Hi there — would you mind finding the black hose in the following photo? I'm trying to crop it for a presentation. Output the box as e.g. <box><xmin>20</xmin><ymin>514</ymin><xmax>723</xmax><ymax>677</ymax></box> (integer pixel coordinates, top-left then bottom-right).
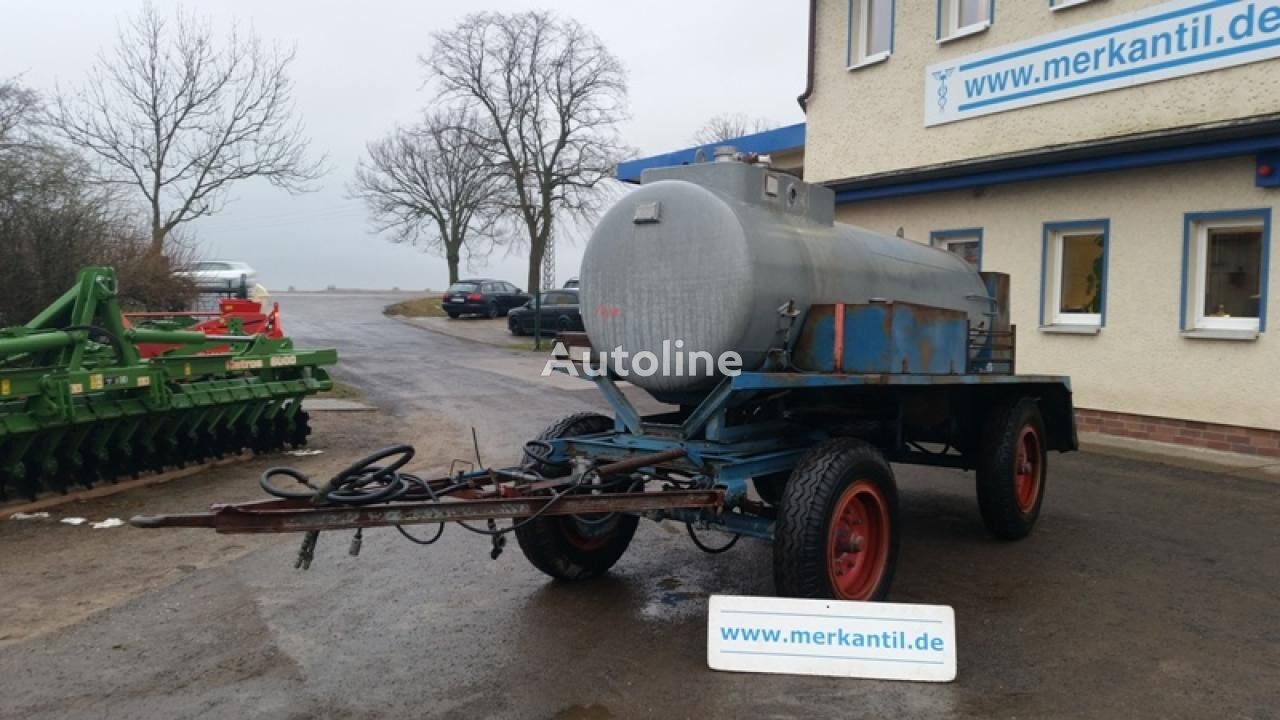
<box><xmin>686</xmin><ymin>523</ymin><xmax>741</xmax><ymax>554</ymax></box>
<box><xmin>256</xmin><ymin>445</ymin><xmax>638</xmax><ymax>544</ymax></box>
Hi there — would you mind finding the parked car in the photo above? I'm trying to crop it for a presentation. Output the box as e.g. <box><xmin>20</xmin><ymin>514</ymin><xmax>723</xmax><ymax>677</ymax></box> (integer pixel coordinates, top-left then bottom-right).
<box><xmin>175</xmin><ymin>260</ymin><xmax>258</xmax><ymax>292</ymax></box>
<box><xmin>441</xmin><ymin>278</ymin><xmax>529</xmax><ymax>319</ymax></box>
<box><xmin>562</xmin><ymin>277</ymin><xmax>579</xmax><ymax>288</ymax></box>
<box><xmin>508</xmin><ymin>289</ymin><xmax>583</xmax><ymax>336</ymax></box>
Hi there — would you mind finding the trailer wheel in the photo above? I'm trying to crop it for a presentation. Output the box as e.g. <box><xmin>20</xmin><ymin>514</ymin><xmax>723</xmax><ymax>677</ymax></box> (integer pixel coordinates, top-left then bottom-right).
<box><xmin>515</xmin><ymin>412</ymin><xmax>638</xmax><ymax>581</ymax></box>
<box><xmin>976</xmin><ymin>398</ymin><xmax>1047</xmax><ymax>541</ymax></box>
<box><xmin>775</xmin><ymin>438</ymin><xmax>899</xmax><ymax>602</ymax></box>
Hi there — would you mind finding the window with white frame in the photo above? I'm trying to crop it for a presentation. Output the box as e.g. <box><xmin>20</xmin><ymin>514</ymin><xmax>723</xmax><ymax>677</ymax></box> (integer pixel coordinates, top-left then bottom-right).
<box><xmin>938</xmin><ymin>0</ymin><xmax>992</xmax><ymax>42</ymax></box>
<box><xmin>1184</xmin><ymin>213</ymin><xmax>1268</xmax><ymax>333</ymax></box>
<box><xmin>1043</xmin><ymin>223</ymin><xmax>1107</xmax><ymax>327</ymax></box>
<box><xmin>932</xmin><ymin>231</ymin><xmax>981</xmax><ymax>269</ymax></box>
<box><xmin>848</xmin><ymin>0</ymin><xmax>894</xmax><ymax>68</ymax></box>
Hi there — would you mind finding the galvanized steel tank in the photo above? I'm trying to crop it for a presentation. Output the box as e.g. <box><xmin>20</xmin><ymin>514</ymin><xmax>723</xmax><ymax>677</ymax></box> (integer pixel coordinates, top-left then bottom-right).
<box><xmin>581</xmin><ymin>158</ymin><xmax>991</xmax><ymax>396</ymax></box>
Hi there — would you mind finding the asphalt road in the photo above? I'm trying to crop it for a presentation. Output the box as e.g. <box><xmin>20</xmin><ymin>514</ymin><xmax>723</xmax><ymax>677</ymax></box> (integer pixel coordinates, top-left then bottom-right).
<box><xmin>3</xmin><ymin>293</ymin><xmax>1278</xmax><ymax>720</ymax></box>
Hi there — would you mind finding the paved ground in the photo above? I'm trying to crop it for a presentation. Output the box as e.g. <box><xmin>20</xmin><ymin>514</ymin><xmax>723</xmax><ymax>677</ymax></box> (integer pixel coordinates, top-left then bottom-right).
<box><xmin>395</xmin><ymin>312</ymin><xmax>533</xmax><ymax>349</ymax></box>
<box><xmin>2</xmin><ymin>292</ymin><xmax>1278</xmax><ymax>720</ymax></box>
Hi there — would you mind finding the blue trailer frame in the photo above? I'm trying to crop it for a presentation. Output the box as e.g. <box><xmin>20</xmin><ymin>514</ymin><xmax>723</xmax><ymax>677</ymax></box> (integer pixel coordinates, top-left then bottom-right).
<box><xmin>131</xmin><ymin>290</ymin><xmax>1079</xmax><ymax>605</ymax></box>
<box><xmin>535</xmin><ymin>294</ymin><xmax>1077</xmax><ymax>546</ymax></box>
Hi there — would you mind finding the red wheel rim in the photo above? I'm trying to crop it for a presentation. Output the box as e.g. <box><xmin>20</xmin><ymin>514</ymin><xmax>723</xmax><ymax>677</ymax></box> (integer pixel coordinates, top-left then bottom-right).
<box><xmin>1014</xmin><ymin>426</ymin><xmax>1042</xmax><ymax>513</ymax></box>
<box><xmin>826</xmin><ymin>480</ymin><xmax>891</xmax><ymax>601</ymax></box>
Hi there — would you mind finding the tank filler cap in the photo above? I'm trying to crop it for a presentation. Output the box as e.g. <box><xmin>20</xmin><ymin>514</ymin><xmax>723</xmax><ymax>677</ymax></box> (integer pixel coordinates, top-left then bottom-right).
<box><xmin>713</xmin><ymin>146</ymin><xmax>738</xmax><ymax>163</ymax></box>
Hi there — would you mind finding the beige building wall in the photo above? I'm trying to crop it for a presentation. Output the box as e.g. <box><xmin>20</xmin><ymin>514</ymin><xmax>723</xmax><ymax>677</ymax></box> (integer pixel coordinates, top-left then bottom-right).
<box><xmin>805</xmin><ymin>0</ymin><xmax>1280</xmax><ymax>183</ymax></box>
<box><xmin>835</xmin><ymin>155</ymin><xmax>1280</xmax><ymax>431</ymax></box>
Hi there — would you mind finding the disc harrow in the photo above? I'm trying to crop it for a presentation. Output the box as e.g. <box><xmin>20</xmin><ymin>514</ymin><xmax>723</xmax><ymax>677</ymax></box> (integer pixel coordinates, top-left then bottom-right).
<box><xmin>0</xmin><ymin>267</ymin><xmax>337</xmax><ymax>502</ymax></box>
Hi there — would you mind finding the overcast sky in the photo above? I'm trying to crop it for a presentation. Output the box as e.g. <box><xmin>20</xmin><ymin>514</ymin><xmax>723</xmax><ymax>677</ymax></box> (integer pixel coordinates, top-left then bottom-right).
<box><xmin>3</xmin><ymin>1</ymin><xmax>806</xmax><ymax>291</ymax></box>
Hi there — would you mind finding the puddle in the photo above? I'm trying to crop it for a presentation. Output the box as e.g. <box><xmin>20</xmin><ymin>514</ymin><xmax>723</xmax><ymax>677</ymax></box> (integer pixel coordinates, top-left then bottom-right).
<box><xmin>639</xmin><ymin>571</ymin><xmax>710</xmax><ymax>622</ymax></box>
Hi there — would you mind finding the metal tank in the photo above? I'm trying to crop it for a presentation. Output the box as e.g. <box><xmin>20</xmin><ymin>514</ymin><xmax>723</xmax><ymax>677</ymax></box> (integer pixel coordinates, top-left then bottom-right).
<box><xmin>581</xmin><ymin>155</ymin><xmax>991</xmax><ymax>397</ymax></box>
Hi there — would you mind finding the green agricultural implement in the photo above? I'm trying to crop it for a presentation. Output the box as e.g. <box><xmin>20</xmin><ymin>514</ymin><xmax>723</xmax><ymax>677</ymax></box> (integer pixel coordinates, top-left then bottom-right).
<box><xmin>0</xmin><ymin>267</ymin><xmax>337</xmax><ymax>501</ymax></box>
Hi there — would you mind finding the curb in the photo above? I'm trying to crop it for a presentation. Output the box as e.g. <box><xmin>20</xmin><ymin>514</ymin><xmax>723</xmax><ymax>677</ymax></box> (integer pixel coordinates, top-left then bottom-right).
<box><xmin>1079</xmin><ymin>431</ymin><xmax>1280</xmax><ymax>483</ymax></box>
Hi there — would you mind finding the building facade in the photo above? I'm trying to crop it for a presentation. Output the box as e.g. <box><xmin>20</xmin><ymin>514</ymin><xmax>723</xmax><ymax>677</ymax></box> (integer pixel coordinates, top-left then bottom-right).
<box><xmin>621</xmin><ymin>0</ymin><xmax>1280</xmax><ymax>457</ymax></box>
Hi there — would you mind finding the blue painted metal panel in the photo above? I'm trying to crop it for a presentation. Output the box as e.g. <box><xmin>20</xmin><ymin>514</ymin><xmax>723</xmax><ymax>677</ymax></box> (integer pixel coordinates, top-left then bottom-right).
<box><xmin>845</xmin><ymin>303</ymin><xmax>968</xmax><ymax>374</ymax></box>
<box><xmin>729</xmin><ymin>371</ymin><xmax>1072</xmax><ymax>391</ymax></box>
<box><xmin>794</xmin><ymin>302</ymin><xmax>968</xmax><ymax>375</ymax></box>
<box><xmin>615</xmin><ymin>124</ymin><xmax>806</xmax><ymax>184</ymax></box>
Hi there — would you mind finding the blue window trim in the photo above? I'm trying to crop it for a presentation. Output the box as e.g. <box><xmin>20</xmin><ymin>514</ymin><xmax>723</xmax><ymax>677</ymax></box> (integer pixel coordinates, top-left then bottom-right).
<box><xmin>1041</xmin><ymin>219</ymin><xmax>1111</xmax><ymax>328</ymax></box>
<box><xmin>937</xmin><ymin>0</ymin><xmax>996</xmax><ymax>40</ymax></box>
<box><xmin>847</xmin><ymin>0</ymin><xmax>896</xmax><ymax>67</ymax></box>
<box><xmin>930</xmin><ymin>228</ymin><xmax>984</xmax><ymax>271</ymax></box>
<box><xmin>1180</xmin><ymin>209</ymin><xmax>1272</xmax><ymax>332</ymax></box>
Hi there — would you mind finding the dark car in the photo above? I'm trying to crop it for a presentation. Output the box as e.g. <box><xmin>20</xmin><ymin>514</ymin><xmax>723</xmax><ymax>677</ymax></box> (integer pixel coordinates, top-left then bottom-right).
<box><xmin>562</xmin><ymin>277</ymin><xmax>579</xmax><ymax>288</ymax></box>
<box><xmin>507</xmin><ymin>289</ymin><xmax>583</xmax><ymax>336</ymax></box>
<box><xmin>441</xmin><ymin>279</ymin><xmax>529</xmax><ymax>319</ymax></box>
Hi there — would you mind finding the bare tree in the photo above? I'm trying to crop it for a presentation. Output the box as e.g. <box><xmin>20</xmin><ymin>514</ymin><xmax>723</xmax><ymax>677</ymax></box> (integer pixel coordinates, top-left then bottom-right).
<box><xmin>0</xmin><ymin>79</ymin><xmax>193</xmax><ymax>323</ymax></box>
<box><xmin>0</xmin><ymin>79</ymin><xmax>41</xmax><ymax>150</ymax></box>
<box><xmin>352</xmin><ymin>112</ymin><xmax>505</xmax><ymax>285</ymax></box>
<box><xmin>691</xmin><ymin>113</ymin><xmax>777</xmax><ymax>146</ymax></box>
<box><xmin>50</xmin><ymin>3</ymin><xmax>323</xmax><ymax>256</ymax></box>
<box><xmin>424</xmin><ymin>11</ymin><xmax>629</xmax><ymax>296</ymax></box>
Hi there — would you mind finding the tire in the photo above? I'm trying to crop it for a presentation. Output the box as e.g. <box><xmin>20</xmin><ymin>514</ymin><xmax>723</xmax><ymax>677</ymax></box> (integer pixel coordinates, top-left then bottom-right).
<box><xmin>556</xmin><ymin>315</ymin><xmax>573</xmax><ymax>333</ymax></box>
<box><xmin>446</xmin><ymin>312</ymin><xmax>459</xmax><ymax>319</ymax></box>
<box><xmin>774</xmin><ymin>438</ymin><xmax>899</xmax><ymax>602</ymax></box>
<box><xmin>976</xmin><ymin>398</ymin><xmax>1047</xmax><ymax>541</ymax></box>
<box><xmin>508</xmin><ymin>317</ymin><xmax>526</xmax><ymax>336</ymax></box>
<box><xmin>485</xmin><ymin>303</ymin><xmax>499</xmax><ymax>319</ymax></box>
<box><xmin>515</xmin><ymin>413</ymin><xmax>637</xmax><ymax>581</ymax></box>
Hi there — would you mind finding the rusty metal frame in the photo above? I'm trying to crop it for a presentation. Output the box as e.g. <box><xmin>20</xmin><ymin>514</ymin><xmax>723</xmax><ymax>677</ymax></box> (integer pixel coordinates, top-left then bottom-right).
<box><xmin>132</xmin><ymin>489</ymin><xmax>724</xmax><ymax>534</ymax></box>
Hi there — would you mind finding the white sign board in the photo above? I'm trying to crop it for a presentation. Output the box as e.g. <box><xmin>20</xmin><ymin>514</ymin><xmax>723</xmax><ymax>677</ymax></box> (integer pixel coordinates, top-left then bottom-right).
<box><xmin>707</xmin><ymin>595</ymin><xmax>957</xmax><ymax>682</ymax></box>
<box><xmin>926</xmin><ymin>0</ymin><xmax>1280</xmax><ymax>126</ymax></box>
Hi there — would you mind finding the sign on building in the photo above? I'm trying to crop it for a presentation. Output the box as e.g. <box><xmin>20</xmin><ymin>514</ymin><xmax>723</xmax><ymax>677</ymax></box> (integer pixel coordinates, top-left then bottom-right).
<box><xmin>925</xmin><ymin>0</ymin><xmax>1280</xmax><ymax>126</ymax></box>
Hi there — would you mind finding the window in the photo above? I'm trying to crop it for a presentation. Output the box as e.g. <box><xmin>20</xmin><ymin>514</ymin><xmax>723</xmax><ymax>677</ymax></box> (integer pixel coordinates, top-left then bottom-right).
<box><xmin>848</xmin><ymin>0</ymin><xmax>894</xmax><ymax>68</ymax></box>
<box><xmin>1183</xmin><ymin>211</ymin><xmax>1270</xmax><ymax>335</ymax></box>
<box><xmin>938</xmin><ymin>0</ymin><xmax>992</xmax><ymax>42</ymax></box>
<box><xmin>1041</xmin><ymin>221</ymin><xmax>1108</xmax><ymax>329</ymax></box>
<box><xmin>931</xmin><ymin>229</ymin><xmax>982</xmax><ymax>270</ymax></box>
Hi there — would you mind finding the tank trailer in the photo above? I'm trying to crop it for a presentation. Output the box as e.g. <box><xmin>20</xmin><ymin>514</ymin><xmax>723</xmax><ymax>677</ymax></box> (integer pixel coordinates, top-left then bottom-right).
<box><xmin>133</xmin><ymin>158</ymin><xmax>1077</xmax><ymax>603</ymax></box>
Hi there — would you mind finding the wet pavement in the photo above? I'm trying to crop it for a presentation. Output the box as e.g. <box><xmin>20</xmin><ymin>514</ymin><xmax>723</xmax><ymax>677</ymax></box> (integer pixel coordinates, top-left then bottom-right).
<box><xmin>2</xmin><ymin>292</ymin><xmax>1278</xmax><ymax>719</ymax></box>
